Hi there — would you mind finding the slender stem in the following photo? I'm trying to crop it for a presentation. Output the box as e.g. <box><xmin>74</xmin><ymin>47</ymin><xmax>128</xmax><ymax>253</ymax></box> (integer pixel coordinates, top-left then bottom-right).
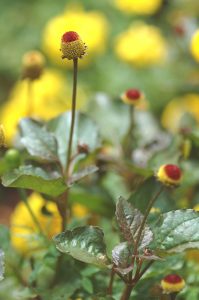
<box><xmin>19</xmin><ymin>189</ymin><xmax>44</xmax><ymax>236</ymax></box>
<box><xmin>57</xmin><ymin>190</ymin><xmax>68</xmax><ymax>231</ymax></box>
<box><xmin>7</xmin><ymin>260</ymin><xmax>27</xmax><ymax>286</ymax></box>
<box><xmin>107</xmin><ymin>267</ymin><xmax>115</xmax><ymax>295</ymax></box>
<box><xmin>123</xmin><ymin>106</ymin><xmax>134</xmax><ymax>159</ymax></box>
<box><xmin>56</xmin><ymin>59</ymin><xmax>78</xmax><ymax>231</ymax></box>
<box><xmin>120</xmin><ymin>260</ymin><xmax>154</xmax><ymax>300</ymax></box>
<box><xmin>120</xmin><ymin>187</ymin><xmax>163</xmax><ymax>300</ymax></box>
<box><xmin>27</xmin><ymin>79</ymin><xmax>33</xmax><ymax>117</ymax></box>
<box><xmin>133</xmin><ymin>258</ymin><xmax>143</xmax><ymax>281</ymax></box>
<box><xmin>133</xmin><ymin>186</ymin><xmax>164</xmax><ymax>255</ymax></box>
<box><xmin>66</xmin><ymin>58</ymin><xmax>78</xmax><ymax>178</ymax></box>
<box><xmin>135</xmin><ymin>260</ymin><xmax>154</xmax><ymax>281</ymax></box>
<box><xmin>120</xmin><ymin>283</ymin><xmax>133</xmax><ymax>300</ymax></box>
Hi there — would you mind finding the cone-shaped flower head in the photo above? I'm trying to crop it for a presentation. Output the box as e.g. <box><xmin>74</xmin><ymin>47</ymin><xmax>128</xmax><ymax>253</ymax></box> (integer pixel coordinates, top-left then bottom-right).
<box><xmin>121</xmin><ymin>88</ymin><xmax>144</xmax><ymax>105</ymax></box>
<box><xmin>61</xmin><ymin>31</ymin><xmax>87</xmax><ymax>60</ymax></box>
<box><xmin>161</xmin><ymin>274</ymin><xmax>185</xmax><ymax>293</ymax></box>
<box><xmin>156</xmin><ymin>164</ymin><xmax>182</xmax><ymax>186</ymax></box>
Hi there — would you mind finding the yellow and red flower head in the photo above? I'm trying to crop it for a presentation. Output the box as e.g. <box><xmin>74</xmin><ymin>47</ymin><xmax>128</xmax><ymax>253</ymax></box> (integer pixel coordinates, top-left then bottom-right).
<box><xmin>161</xmin><ymin>274</ymin><xmax>185</xmax><ymax>293</ymax></box>
<box><xmin>61</xmin><ymin>31</ymin><xmax>87</xmax><ymax>60</ymax></box>
<box><xmin>156</xmin><ymin>164</ymin><xmax>182</xmax><ymax>186</ymax></box>
<box><xmin>121</xmin><ymin>88</ymin><xmax>144</xmax><ymax>106</ymax></box>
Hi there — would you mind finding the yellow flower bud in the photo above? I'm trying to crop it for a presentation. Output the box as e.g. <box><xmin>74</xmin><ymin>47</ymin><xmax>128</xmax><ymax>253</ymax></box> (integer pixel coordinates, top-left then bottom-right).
<box><xmin>121</xmin><ymin>88</ymin><xmax>144</xmax><ymax>106</ymax></box>
<box><xmin>156</xmin><ymin>164</ymin><xmax>182</xmax><ymax>187</ymax></box>
<box><xmin>22</xmin><ymin>50</ymin><xmax>45</xmax><ymax>80</ymax></box>
<box><xmin>60</xmin><ymin>31</ymin><xmax>87</xmax><ymax>60</ymax></box>
<box><xmin>161</xmin><ymin>274</ymin><xmax>185</xmax><ymax>294</ymax></box>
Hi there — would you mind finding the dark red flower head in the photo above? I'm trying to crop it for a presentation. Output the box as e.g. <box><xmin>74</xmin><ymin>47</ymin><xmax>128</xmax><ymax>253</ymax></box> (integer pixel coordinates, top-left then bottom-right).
<box><xmin>164</xmin><ymin>164</ymin><xmax>182</xmax><ymax>181</ymax></box>
<box><xmin>126</xmin><ymin>89</ymin><xmax>141</xmax><ymax>101</ymax></box>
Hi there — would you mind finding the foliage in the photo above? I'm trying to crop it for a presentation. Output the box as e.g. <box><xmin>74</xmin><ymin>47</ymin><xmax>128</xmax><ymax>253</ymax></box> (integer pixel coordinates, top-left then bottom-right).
<box><xmin>1</xmin><ymin>0</ymin><xmax>199</xmax><ymax>299</ymax></box>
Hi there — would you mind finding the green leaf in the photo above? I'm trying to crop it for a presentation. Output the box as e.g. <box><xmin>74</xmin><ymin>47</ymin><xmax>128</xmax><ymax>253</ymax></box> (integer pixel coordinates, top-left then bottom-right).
<box><xmin>2</xmin><ymin>165</ymin><xmax>67</xmax><ymax>197</ymax></box>
<box><xmin>112</xmin><ymin>242</ymin><xmax>133</xmax><ymax>275</ymax></box>
<box><xmin>82</xmin><ymin>277</ymin><xmax>93</xmax><ymax>294</ymax></box>
<box><xmin>116</xmin><ymin>197</ymin><xmax>153</xmax><ymax>249</ymax></box>
<box><xmin>0</xmin><ymin>250</ymin><xmax>4</xmax><ymax>282</ymax></box>
<box><xmin>53</xmin><ymin>226</ymin><xmax>109</xmax><ymax>267</ymax></box>
<box><xmin>154</xmin><ymin>209</ymin><xmax>199</xmax><ymax>253</ymax></box>
<box><xmin>47</xmin><ymin>112</ymin><xmax>101</xmax><ymax>169</ymax></box>
<box><xmin>13</xmin><ymin>287</ymin><xmax>37</xmax><ymax>299</ymax></box>
<box><xmin>69</xmin><ymin>186</ymin><xmax>114</xmax><ymax>216</ymax></box>
<box><xmin>39</xmin><ymin>281</ymin><xmax>80</xmax><ymax>300</ymax></box>
<box><xmin>19</xmin><ymin>118</ymin><xmax>58</xmax><ymax>162</ymax></box>
<box><xmin>80</xmin><ymin>266</ymin><xmax>99</xmax><ymax>277</ymax></box>
<box><xmin>68</xmin><ymin>165</ymin><xmax>99</xmax><ymax>185</ymax></box>
<box><xmin>87</xmin><ymin>94</ymin><xmax>130</xmax><ymax>144</ymax></box>
<box><xmin>0</xmin><ymin>225</ymin><xmax>10</xmax><ymax>251</ymax></box>
<box><xmin>102</xmin><ymin>172</ymin><xmax>129</xmax><ymax>202</ymax></box>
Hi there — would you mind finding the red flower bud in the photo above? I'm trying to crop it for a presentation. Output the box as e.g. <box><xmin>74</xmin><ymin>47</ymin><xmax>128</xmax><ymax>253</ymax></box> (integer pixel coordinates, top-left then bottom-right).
<box><xmin>161</xmin><ymin>274</ymin><xmax>185</xmax><ymax>293</ymax></box>
<box><xmin>156</xmin><ymin>164</ymin><xmax>182</xmax><ymax>186</ymax></box>
<box><xmin>121</xmin><ymin>88</ymin><xmax>144</xmax><ymax>105</ymax></box>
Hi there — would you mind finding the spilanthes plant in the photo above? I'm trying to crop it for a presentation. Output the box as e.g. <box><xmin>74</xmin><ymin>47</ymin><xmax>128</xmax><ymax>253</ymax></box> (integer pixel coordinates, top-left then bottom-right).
<box><xmin>1</xmin><ymin>2</ymin><xmax>199</xmax><ymax>300</ymax></box>
<box><xmin>42</xmin><ymin>6</ymin><xmax>108</xmax><ymax>68</ymax></box>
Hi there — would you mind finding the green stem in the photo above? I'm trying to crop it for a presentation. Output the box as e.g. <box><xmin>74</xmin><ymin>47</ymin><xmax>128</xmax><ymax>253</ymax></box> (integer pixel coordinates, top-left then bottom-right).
<box><xmin>135</xmin><ymin>260</ymin><xmax>154</xmax><ymax>282</ymax></box>
<box><xmin>133</xmin><ymin>186</ymin><xmax>164</xmax><ymax>255</ymax></box>
<box><xmin>123</xmin><ymin>106</ymin><xmax>134</xmax><ymax>159</ymax></box>
<box><xmin>65</xmin><ymin>58</ymin><xmax>78</xmax><ymax>178</ymax></box>
<box><xmin>19</xmin><ymin>189</ymin><xmax>44</xmax><ymax>236</ymax></box>
<box><xmin>119</xmin><ymin>184</ymin><xmax>163</xmax><ymax>300</ymax></box>
<box><xmin>120</xmin><ymin>283</ymin><xmax>133</xmax><ymax>300</ymax></box>
<box><xmin>120</xmin><ymin>260</ymin><xmax>154</xmax><ymax>300</ymax></box>
<box><xmin>107</xmin><ymin>267</ymin><xmax>115</xmax><ymax>295</ymax></box>
<box><xmin>27</xmin><ymin>79</ymin><xmax>33</xmax><ymax>117</ymax></box>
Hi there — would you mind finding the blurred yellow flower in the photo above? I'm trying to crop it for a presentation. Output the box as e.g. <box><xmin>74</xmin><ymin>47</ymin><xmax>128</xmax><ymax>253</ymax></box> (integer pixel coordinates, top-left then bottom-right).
<box><xmin>114</xmin><ymin>0</ymin><xmax>162</xmax><ymax>15</ymax></box>
<box><xmin>10</xmin><ymin>193</ymin><xmax>62</xmax><ymax>254</ymax></box>
<box><xmin>185</xmin><ymin>204</ymin><xmax>199</xmax><ymax>263</ymax></box>
<box><xmin>162</xmin><ymin>94</ymin><xmax>199</xmax><ymax>133</ymax></box>
<box><xmin>194</xmin><ymin>204</ymin><xmax>199</xmax><ymax>211</ymax></box>
<box><xmin>71</xmin><ymin>203</ymin><xmax>89</xmax><ymax>218</ymax></box>
<box><xmin>0</xmin><ymin>69</ymin><xmax>87</xmax><ymax>144</ymax></box>
<box><xmin>42</xmin><ymin>8</ymin><xmax>108</xmax><ymax>67</ymax></box>
<box><xmin>190</xmin><ymin>29</ymin><xmax>199</xmax><ymax>62</ymax></box>
<box><xmin>115</xmin><ymin>23</ymin><xmax>167</xmax><ymax>67</ymax></box>
<box><xmin>10</xmin><ymin>193</ymin><xmax>90</xmax><ymax>255</ymax></box>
